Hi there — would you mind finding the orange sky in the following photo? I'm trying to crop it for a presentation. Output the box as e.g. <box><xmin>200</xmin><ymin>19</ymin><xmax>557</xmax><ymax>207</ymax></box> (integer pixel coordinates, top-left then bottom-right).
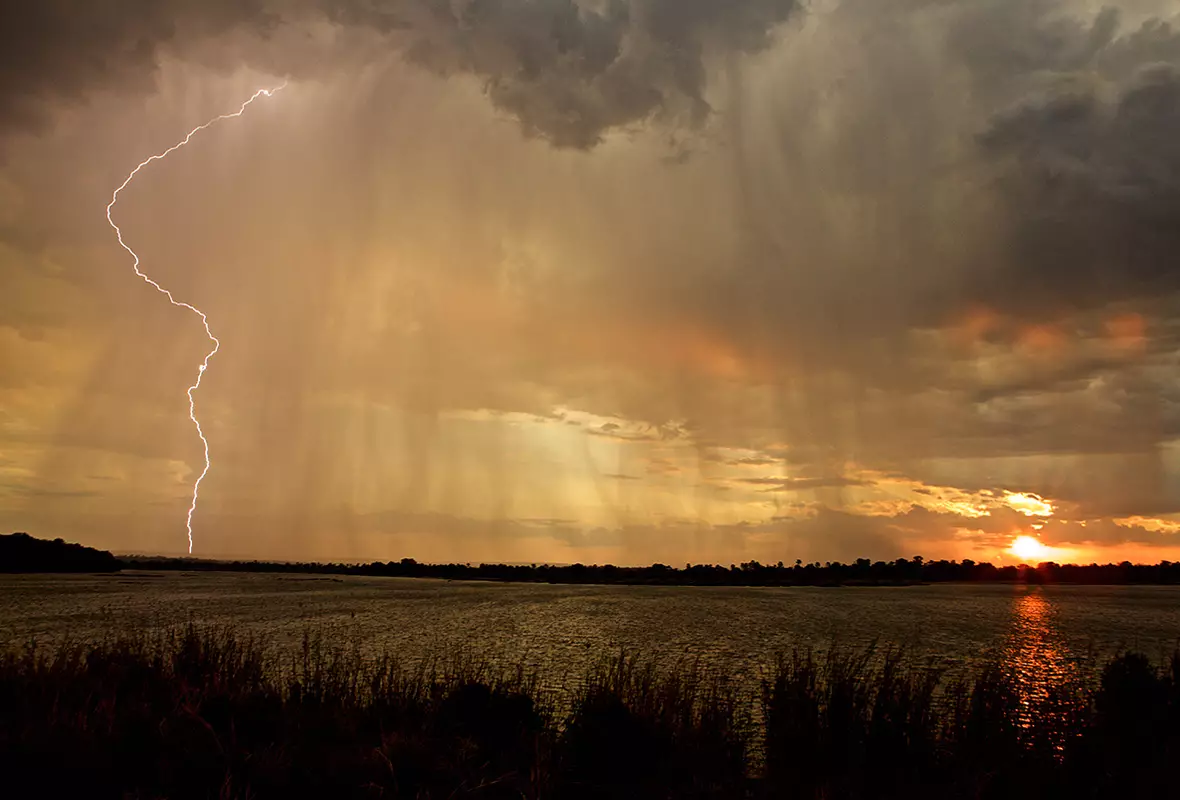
<box><xmin>2</xmin><ymin>0</ymin><xmax>1180</xmax><ymax>565</ymax></box>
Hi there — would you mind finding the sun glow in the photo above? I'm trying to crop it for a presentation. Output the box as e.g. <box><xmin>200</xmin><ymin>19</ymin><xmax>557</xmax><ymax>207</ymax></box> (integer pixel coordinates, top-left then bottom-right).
<box><xmin>1008</xmin><ymin>535</ymin><xmax>1050</xmax><ymax>563</ymax></box>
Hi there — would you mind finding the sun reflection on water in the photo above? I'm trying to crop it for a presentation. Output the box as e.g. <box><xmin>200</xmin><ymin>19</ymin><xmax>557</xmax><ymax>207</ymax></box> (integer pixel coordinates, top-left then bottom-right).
<box><xmin>1004</xmin><ymin>588</ymin><xmax>1083</xmax><ymax>752</ymax></box>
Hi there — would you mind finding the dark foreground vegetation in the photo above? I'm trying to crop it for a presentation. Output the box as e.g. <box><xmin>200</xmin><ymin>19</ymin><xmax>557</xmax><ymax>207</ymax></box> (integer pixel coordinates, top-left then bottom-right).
<box><xmin>2</xmin><ymin>626</ymin><xmax>1178</xmax><ymax>799</ymax></box>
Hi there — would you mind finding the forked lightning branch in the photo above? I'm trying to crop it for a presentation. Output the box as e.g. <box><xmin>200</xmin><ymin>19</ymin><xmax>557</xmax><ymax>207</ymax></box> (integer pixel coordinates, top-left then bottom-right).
<box><xmin>105</xmin><ymin>84</ymin><xmax>285</xmax><ymax>553</ymax></box>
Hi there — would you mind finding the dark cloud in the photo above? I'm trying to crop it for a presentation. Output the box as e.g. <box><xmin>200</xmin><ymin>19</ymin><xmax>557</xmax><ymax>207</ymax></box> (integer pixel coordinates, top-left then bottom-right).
<box><xmin>0</xmin><ymin>0</ymin><xmax>279</xmax><ymax>130</ymax></box>
<box><xmin>0</xmin><ymin>0</ymin><xmax>800</xmax><ymax>147</ymax></box>
<box><xmin>396</xmin><ymin>0</ymin><xmax>800</xmax><ymax>147</ymax></box>
<box><xmin>948</xmin><ymin>2</ymin><xmax>1121</xmax><ymax>99</ymax></box>
<box><xmin>692</xmin><ymin>4</ymin><xmax>1180</xmax><ymax>354</ymax></box>
<box><xmin>974</xmin><ymin>15</ymin><xmax>1180</xmax><ymax>317</ymax></box>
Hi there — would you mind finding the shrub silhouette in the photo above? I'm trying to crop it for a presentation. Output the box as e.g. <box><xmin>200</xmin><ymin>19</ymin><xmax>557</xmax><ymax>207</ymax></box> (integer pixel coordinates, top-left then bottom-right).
<box><xmin>560</xmin><ymin>654</ymin><xmax>750</xmax><ymax>798</ymax></box>
<box><xmin>1</xmin><ymin>627</ymin><xmax>1178</xmax><ymax>798</ymax></box>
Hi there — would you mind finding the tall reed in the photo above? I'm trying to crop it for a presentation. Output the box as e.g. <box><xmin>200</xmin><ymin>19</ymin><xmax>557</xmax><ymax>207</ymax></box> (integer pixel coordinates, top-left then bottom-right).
<box><xmin>1</xmin><ymin>625</ymin><xmax>1177</xmax><ymax>799</ymax></box>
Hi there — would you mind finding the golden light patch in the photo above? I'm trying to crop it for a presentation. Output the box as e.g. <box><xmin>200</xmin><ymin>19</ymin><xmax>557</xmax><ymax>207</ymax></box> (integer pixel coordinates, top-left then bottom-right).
<box><xmin>1114</xmin><ymin>516</ymin><xmax>1180</xmax><ymax>535</ymax></box>
<box><xmin>951</xmin><ymin>305</ymin><xmax>1002</xmax><ymax>346</ymax></box>
<box><xmin>850</xmin><ymin>471</ymin><xmax>995</xmax><ymax>519</ymax></box>
<box><xmin>560</xmin><ymin>316</ymin><xmax>753</xmax><ymax>380</ymax></box>
<box><xmin>1017</xmin><ymin>324</ymin><xmax>1066</xmax><ymax>353</ymax></box>
<box><xmin>663</xmin><ymin>325</ymin><xmax>745</xmax><ymax>379</ymax></box>
<box><xmin>1105</xmin><ymin>313</ymin><xmax>1146</xmax><ymax>353</ymax></box>
<box><xmin>935</xmin><ymin>499</ymin><xmax>992</xmax><ymax>519</ymax></box>
<box><xmin>852</xmin><ymin>499</ymin><xmax>917</xmax><ymax>517</ymax></box>
<box><xmin>1004</xmin><ymin>491</ymin><xmax>1054</xmax><ymax>518</ymax></box>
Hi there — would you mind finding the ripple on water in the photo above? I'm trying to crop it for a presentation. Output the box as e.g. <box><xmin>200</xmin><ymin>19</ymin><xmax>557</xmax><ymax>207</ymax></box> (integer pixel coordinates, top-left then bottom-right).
<box><xmin>2</xmin><ymin>573</ymin><xmax>1179</xmax><ymax>702</ymax></box>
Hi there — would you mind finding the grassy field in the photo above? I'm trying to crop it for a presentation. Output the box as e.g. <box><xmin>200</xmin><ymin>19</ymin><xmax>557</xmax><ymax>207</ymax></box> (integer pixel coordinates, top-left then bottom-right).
<box><xmin>1</xmin><ymin>625</ymin><xmax>1177</xmax><ymax>798</ymax></box>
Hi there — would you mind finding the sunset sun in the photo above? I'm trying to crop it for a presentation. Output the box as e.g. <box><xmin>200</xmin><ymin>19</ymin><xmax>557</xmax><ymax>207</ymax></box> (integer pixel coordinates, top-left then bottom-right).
<box><xmin>1008</xmin><ymin>535</ymin><xmax>1050</xmax><ymax>563</ymax></box>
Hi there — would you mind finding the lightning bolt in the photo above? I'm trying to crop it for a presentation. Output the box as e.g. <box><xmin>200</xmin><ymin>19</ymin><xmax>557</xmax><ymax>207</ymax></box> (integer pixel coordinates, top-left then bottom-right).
<box><xmin>106</xmin><ymin>83</ymin><xmax>286</xmax><ymax>554</ymax></box>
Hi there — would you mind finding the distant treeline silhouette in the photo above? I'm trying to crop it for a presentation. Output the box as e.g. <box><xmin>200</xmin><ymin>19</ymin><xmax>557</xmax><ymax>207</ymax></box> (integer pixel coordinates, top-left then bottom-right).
<box><xmin>7</xmin><ymin>532</ymin><xmax>1180</xmax><ymax>584</ymax></box>
<box><xmin>125</xmin><ymin>552</ymin><xmax>1180</xmax><ymax>586</ymax></box>
<box><xmin>0</xmin><ymin>532</ymin><xmax>121</xmax><ymax>573</ymax></box>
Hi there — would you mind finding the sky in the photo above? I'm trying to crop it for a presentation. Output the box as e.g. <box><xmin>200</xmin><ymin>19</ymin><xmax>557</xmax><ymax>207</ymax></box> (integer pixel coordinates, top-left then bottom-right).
<box><xmin>3</xmin><ymin>0</ymin><xmax>1180</xmax><ymax>566</ymax></box>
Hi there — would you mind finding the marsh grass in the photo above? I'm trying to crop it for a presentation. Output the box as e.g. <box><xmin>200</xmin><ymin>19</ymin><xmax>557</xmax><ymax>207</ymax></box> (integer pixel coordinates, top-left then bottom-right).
<box><xmin>561</xmin><ymin>653</ymin><xmax>753</xmax><ymax>798</ymax></box>
<box><xmin>1</xmin><ymin>626</ymin><xmax>1178</xmax><ymax>799</ymax></box>
<box><xmin>761</xmin><ymin>646</ymin><xmax>1180</xmax><ymax>799</ymax></box>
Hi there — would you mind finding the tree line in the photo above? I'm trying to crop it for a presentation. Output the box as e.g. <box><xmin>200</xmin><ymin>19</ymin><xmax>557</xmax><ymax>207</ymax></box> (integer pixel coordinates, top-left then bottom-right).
<box><xmin>8</xmin><ymin>531</ymin><xmax>1180</xmax><ymax>585</ymax></box>
<box><xmin>123</xmin><ymin>553</ymin><xmax>1180</xmax><ymax>586</ymax></box>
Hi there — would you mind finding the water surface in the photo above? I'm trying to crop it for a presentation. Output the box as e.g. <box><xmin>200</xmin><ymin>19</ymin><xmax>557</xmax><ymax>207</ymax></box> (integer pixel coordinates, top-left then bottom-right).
<box><xmin>3</xmin><ymin>572</ymin><xmax>1178</xmax><ymax>694</ymax></box>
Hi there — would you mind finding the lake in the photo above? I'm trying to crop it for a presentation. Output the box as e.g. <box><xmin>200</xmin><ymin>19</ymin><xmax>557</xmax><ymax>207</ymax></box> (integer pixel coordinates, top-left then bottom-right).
<box><xmin>3</xmin><ymin>572</ymin><xmax>1179</xmax><ymax>697</ymax></box>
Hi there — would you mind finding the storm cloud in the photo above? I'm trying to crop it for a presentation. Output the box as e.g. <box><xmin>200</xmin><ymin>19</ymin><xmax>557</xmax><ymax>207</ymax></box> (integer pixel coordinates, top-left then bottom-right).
<box><xmin>0</xmin><ymin>0</ymin><xmax>278</xmax><ymax>130</ymax></box>
<box><xmin>977</xmin><ymin>12</ymin><xmax>1180</xmax><ymax>316</ymax></box>
<box><xmin>1</xmin><ymin>0</ymin><xmax>800</xmax><ymax>147</ymax></box>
